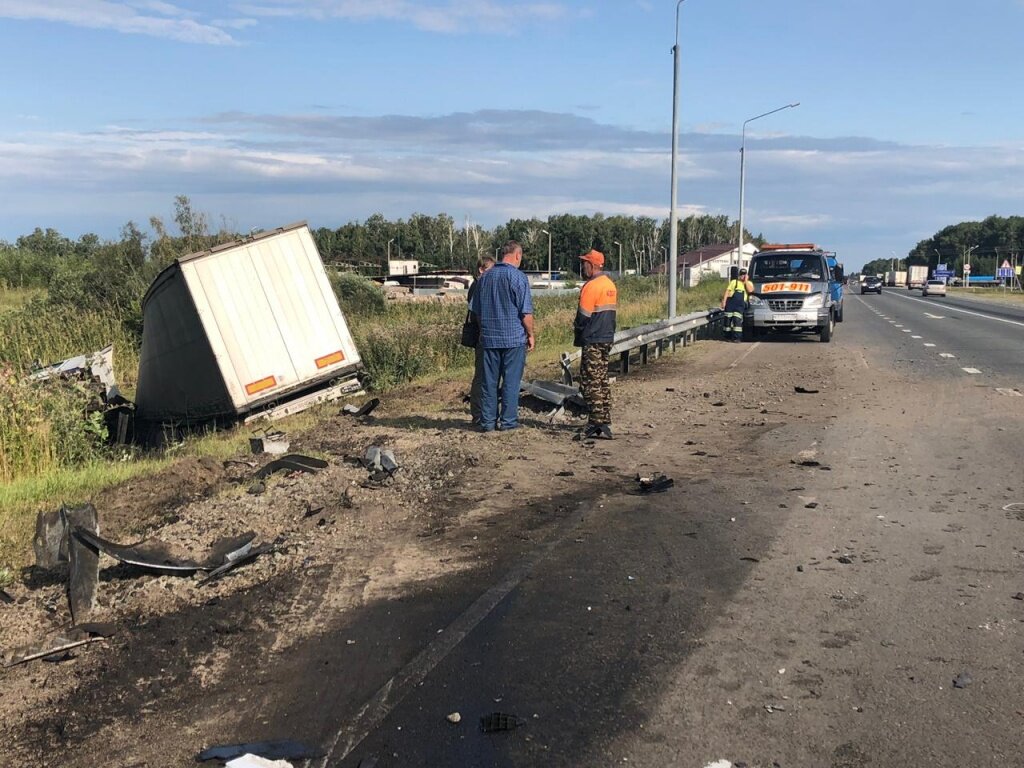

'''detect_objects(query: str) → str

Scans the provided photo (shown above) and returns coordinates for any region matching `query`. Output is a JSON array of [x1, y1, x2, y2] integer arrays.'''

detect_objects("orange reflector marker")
[[245, 375, 277, 395], [315, 350, 345, 369]]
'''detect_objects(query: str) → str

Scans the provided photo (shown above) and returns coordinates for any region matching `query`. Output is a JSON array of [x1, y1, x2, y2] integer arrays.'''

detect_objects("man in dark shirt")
[[469, 241, 535, 432]]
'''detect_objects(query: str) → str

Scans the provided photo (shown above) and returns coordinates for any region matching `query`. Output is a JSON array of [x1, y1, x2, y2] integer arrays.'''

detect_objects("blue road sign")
[[934, 269, 954, 279], [997, 267, 1014, 278]]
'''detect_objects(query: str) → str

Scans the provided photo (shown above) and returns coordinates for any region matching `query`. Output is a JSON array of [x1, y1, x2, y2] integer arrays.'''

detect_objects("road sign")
[[964, 264, 972, 272], [934, 269, 954, 279], [937, 263, 947, 272], [1001, 259, 1012, 269], [997, 267, 1014, 278]]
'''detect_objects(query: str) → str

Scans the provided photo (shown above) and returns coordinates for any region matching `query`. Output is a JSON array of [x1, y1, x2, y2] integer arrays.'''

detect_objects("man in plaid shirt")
[[469, 240, 535, 432]]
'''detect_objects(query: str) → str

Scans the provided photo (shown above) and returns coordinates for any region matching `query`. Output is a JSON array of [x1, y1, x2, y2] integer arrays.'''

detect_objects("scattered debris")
[[202, 539, 279, 584], [837, 556, 853, 565], [197, 741, 324, 763], [952, 672, 973, 689], [480, 713, 524, 733], [804, 502, 819, 509], [249, 430, 290, 455], [1001, 502, 1024, 513], [30, 344, 120, 401], [794, 459, 821, 468], [633, 473, 674, 494], [446, 712, 462, 724], [67, 509, 100, 623], [796, 565, 804, 572], [72, 528, 261, 578], [255, 454, 328, 480], [225, 755, 294, 768], [574, 423, 612, 441], [343, 397, 381, 418], [794, 386, 820, 394], [361, 446, 400, 485], [0, 588, 14, 605], [521, 380, 587, 420], [555, 471, 575, 477], [4, 623, 115, 667], [740, 557, 760, 563], [1012, 593, 1024, 601]]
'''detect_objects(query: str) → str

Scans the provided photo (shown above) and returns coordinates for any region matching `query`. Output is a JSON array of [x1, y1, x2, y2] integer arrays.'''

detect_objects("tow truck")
[[743, 243, 845, 343]]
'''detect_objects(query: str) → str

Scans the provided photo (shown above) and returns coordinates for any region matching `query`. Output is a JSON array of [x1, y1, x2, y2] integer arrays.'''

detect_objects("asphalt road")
[[853, 288, 1024, 389], [314, 297, 1024, 767]]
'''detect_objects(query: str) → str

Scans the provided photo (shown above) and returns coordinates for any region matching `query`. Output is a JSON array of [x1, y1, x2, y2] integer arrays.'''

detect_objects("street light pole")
[[668, 0, 685, 318], [613, 240, 622, 275], [738, 102, 799, 272], [540, 228, 552, 281]]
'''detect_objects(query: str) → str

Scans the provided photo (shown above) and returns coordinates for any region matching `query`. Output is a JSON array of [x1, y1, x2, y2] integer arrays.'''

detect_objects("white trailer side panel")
[[181, 225, 361, 412]]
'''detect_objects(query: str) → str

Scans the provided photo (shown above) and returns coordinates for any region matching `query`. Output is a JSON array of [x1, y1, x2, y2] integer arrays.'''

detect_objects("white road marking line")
[[962, 367, 982, 374], [939, 353, 955, 358], [996, 388, 1023, 397], [901, 329, 912, 333], [891, 291, 1024, 328], [924, 312, 945, 319], [911, 335, 922, 339], [894, 323, 902, 326], [729, 341, 761, 369], [924, 343, 936, 347]]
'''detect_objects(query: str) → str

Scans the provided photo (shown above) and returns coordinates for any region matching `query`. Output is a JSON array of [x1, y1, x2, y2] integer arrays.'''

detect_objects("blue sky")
[[2, 0, 1023, 269]]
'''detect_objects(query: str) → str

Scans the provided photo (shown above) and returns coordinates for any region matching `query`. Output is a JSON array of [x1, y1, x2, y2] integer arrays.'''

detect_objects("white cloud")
[[2, 108, 1023, 270], [231, 0, 569, 33], [0, 0, 238, 44]]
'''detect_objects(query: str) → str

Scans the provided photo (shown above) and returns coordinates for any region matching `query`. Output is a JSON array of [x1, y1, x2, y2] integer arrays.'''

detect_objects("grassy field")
[[946, 287, 1024, 304], [0, 277, 724, 572], [0, 287, 45, 315]]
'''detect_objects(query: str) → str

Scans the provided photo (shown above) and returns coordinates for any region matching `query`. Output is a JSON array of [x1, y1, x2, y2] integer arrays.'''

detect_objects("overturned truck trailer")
[[135, 222, 362, 429]]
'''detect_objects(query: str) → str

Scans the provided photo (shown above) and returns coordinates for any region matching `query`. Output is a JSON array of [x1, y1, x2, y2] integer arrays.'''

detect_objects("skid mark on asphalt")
[[729, 341, 761, 369]]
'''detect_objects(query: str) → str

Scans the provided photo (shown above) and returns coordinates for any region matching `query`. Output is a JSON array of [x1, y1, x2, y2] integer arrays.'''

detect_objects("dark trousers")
[[469, 344, 485, 423], [480, 346, 527, 430]]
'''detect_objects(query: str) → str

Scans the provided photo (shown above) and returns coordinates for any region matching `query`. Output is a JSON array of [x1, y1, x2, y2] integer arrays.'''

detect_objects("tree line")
[[863, 215, 1024, 277], [0, 196, 767, 305]]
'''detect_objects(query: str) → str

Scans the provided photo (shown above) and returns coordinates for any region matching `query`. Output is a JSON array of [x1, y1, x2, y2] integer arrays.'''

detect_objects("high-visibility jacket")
[[574, 273, 617, 346], [724, 278, 752, 301]]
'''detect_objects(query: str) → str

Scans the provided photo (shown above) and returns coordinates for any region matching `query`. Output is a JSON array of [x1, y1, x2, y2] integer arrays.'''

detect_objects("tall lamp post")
[[613, 240, 623, 275], [737, 102, 800, 271], [540, 228, 552, 281], [964, 243, 979, 286], [668, 0, 686, 318]]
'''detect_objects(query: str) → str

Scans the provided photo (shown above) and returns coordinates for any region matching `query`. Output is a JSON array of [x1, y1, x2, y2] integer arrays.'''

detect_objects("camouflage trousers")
[[580, 343, 612, 425]]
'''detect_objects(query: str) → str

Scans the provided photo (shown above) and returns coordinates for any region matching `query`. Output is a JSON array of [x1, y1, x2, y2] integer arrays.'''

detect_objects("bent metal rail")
[[559, 309, 724, 384]]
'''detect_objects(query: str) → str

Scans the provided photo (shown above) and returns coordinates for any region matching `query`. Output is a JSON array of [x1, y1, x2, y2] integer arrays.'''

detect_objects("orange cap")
[[579, 249, 605, 268]]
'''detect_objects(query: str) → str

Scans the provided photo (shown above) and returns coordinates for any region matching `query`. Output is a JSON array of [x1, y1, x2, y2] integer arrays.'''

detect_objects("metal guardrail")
[[560, 308, 724, 384]]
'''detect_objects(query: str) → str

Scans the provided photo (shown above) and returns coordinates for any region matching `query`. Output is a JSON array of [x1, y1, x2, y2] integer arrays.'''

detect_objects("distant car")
[[922, 279, 947, 297], [860, 276, 882, 294]]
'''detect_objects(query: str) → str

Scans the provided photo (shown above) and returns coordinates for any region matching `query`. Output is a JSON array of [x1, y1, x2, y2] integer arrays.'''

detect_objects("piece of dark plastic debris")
[[196, 740, 324, 762], [73, 527, 203, 573], [0, 588, 14, 604], [343, 398, 380, 418], [248, 482, 266, 495], [794, 386, 819, 394], [362, 446, 400, 485], [804, 502, 819, 509], [480, 713, 524, 733], [952, 672, 973, 689], [255, 454, 328, 480], [711, 401, 726, 407], [634, 473, 674, 494], [303, 502, 325, 518], [202, 541, 278, 584], [796, 565, 804, 572], [34, 508, 67, 568], [740, 556, 760, 563], [837, 556, 853, 564], [555, 471, 575, 477], [358, 758, 379, 768], [1012, 592, 1024, 601], [67, 507, 100, 623], [204, 533, 257, 569], [794, 459, 821, 467]]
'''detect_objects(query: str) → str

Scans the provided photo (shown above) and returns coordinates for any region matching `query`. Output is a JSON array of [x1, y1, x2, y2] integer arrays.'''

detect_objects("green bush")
[[330, 271, 386, 317], [0, 365, 110, 483]]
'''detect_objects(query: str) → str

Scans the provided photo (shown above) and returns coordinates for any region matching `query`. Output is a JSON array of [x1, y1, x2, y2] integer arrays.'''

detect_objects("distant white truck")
[[907, 265, 929, 290]]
